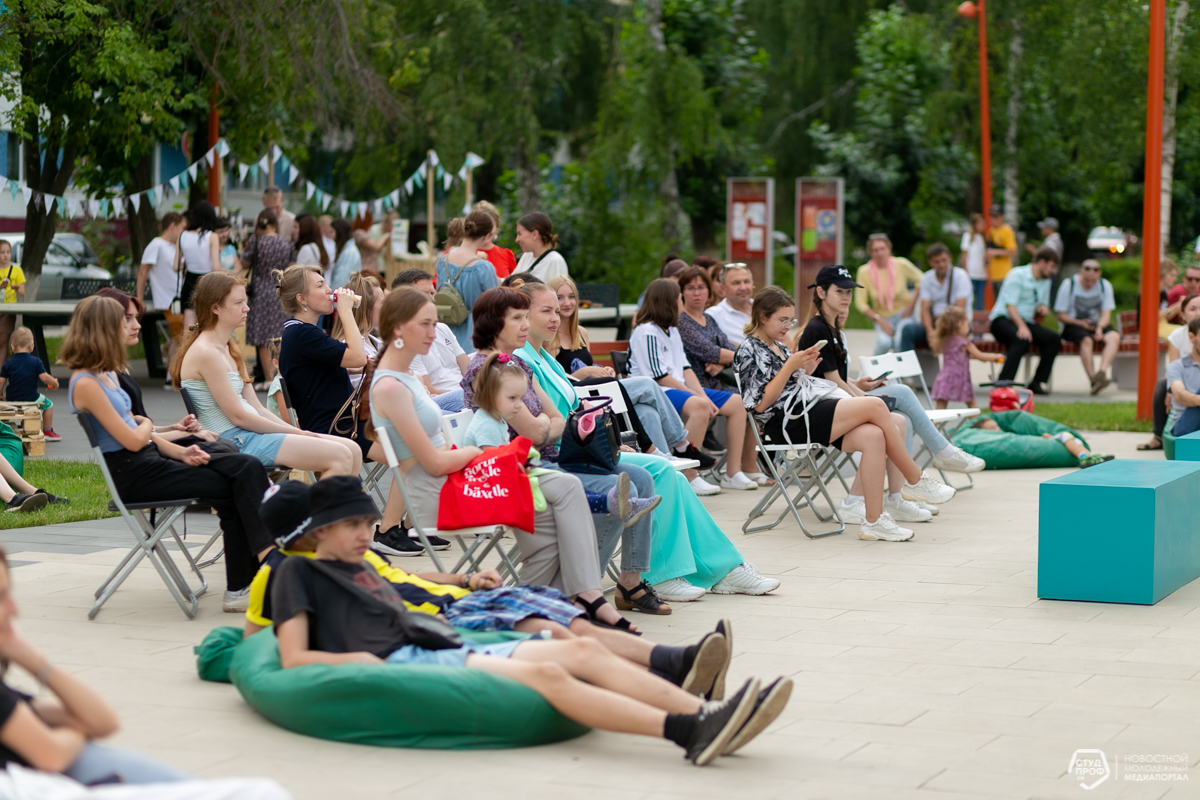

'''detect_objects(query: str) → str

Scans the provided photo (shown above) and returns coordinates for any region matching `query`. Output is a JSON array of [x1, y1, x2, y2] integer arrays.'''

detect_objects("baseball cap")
[[808, 264, 862, 290], [989, 204, 1003, 215], [260, 481, 313, 549], [1036, 217, 1059, 230]]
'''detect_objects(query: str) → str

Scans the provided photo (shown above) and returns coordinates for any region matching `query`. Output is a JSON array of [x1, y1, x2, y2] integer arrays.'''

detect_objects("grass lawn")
[[0, 459, 116, 529], [1031, 401, 1153, 433], [45, 335, 144, 364]]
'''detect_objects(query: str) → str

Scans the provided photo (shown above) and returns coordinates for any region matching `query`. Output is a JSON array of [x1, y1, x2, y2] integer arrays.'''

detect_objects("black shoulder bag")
[[558, 397, 621, 476]]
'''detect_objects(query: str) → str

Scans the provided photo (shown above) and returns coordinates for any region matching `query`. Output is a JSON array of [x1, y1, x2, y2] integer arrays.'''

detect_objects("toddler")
[[0, 327, 59, 441], [973, 418, 1114, 468], [263, 338, 290, 425], [931, 307, 1003, 409], [465, 352, 658, 528]]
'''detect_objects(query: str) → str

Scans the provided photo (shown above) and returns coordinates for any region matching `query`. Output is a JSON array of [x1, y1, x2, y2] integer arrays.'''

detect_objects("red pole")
[[207, 85, 220, 208], [978, 0, 995, 311], [1138, 0, 1166, 420]]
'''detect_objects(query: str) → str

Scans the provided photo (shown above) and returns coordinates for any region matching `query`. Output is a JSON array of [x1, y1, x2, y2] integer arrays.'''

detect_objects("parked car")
[[0, 233, 112, 300], [1087, 226, 1131, 256]]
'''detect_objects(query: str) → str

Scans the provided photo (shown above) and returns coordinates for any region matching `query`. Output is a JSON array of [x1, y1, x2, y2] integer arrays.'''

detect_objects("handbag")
[[327, 379, 363, 438], [438, 437, 536, 532], [308, 559, 463, 650], [558, 397, 621, 476]]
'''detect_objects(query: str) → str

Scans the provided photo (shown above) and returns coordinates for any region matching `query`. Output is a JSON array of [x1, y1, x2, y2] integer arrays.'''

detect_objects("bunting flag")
[[204, 150, 216, 169], [130, 194, 141, 214], [168, 175, 180, 192], [288, 165, 299, 186], [187, 163, 198, 181], [339, 200, 349, 217], [237, 162, 249, 182], [305, 181, 316, 200], [20, 186, 31, 206]]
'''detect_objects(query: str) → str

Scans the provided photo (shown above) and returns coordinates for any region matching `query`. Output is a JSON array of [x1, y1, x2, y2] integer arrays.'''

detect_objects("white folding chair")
[[76, 413, 208, 619], [377, 422, 522, 581], [439, 409, 475, 447], [859, 351, 980, 490], [573, 382, 699, 470]]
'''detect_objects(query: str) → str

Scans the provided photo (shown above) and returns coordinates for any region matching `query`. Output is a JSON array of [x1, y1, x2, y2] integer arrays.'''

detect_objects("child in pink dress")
[[931, 307, 1003, 409]]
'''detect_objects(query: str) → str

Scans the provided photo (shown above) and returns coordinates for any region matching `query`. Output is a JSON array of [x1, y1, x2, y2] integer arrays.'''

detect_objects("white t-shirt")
[[1169, 325, 1190, 355], [296, 243, 327, 271], [1053, 276, 1115, 326], [918, 266, 973, 319], [516, 250, 568, 281], [629, 322, 691, 383], [411, 322, 467, 393], [178, 230, 213, 275], [706, 299, 751, 347], [960, 231, 987, 279], [323, 237, 337, 265], [140, 237, 179, 311]]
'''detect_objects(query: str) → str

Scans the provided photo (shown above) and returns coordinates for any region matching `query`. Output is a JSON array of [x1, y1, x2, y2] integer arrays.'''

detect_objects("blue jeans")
[[971, 279, 988, 310], [65, 743, 190, 785], [575, 463, 653, 575], [897, 322, 928, 353], [433, 388, 465, 413], [866, 383, 949, 456], [872, 312, 907, 355], [621, 376, 688, 454]]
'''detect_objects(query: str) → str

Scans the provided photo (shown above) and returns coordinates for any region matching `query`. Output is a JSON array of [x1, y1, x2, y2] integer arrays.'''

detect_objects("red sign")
[[728, 197, 768, 260]]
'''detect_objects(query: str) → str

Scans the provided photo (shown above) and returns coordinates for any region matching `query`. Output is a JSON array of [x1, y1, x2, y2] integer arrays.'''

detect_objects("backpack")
[[988, 386, 1034, 413], [434, 259, 472, 326]]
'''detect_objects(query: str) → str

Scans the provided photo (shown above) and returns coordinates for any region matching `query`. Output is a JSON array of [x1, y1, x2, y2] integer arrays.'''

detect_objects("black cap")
[[808, 265, 862, 290], [260, 481, 313, 549], [307, 476, 380, 534]]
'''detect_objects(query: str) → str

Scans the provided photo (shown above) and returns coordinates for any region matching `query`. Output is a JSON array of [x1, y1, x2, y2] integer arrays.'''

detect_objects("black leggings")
[[1154, 378, 1168, 438], [104, 445, 272, 591], [990, 316, 1061, 386]]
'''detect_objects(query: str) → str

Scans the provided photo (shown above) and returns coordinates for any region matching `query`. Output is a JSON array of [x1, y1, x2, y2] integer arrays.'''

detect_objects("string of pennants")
[[7, 139, 486, 221]]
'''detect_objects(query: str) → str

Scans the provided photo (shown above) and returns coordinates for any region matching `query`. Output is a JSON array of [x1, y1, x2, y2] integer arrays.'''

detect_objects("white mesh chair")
[[573, 382, 700, 471], [858, 351, 980, 490], [76, 413, 208, 619], [376, 415, 522, 580]]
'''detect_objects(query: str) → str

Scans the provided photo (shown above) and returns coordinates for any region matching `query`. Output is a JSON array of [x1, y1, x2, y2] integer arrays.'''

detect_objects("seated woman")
[[173, 271, 363, 476], [480, 283, 780, 604], [734, 280, 955, 543], [0, 545, 290, 797], [269, 478, 791, 766], [630, 279, 756, 493], [370, 287, 634, 631], [547, 274, 713, 471], [65, 296, 276, 611]]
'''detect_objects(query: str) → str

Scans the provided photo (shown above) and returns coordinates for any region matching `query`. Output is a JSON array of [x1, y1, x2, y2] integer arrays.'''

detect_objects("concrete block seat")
[[1174, 430, 1200, 462], [1039, 459, 1200, 604]]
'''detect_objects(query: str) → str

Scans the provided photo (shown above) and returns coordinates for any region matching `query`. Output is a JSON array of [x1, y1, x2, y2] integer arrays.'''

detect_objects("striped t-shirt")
[[629, 322, 692, 383]]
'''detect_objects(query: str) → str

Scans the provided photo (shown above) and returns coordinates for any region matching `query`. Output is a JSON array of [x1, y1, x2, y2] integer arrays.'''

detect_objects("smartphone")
[[875, 370, 893, 380], [809, 339, 828, 351]]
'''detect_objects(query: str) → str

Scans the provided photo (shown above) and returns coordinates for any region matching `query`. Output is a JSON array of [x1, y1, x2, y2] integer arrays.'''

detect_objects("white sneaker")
[[710, 562, 780, 595], [653, 577, 707, 602], [222, 587, 250, 613], [838, 498, 866, 524], [648, 449, 703, 470], [719, 472, 759, 491], [690, 476, 722, 496], [912, 499, 939, 516], [901, 471, 956, 505], [885, 495, 932, 522], [931, 447, 986, 473], [859, 512, 915, 541]]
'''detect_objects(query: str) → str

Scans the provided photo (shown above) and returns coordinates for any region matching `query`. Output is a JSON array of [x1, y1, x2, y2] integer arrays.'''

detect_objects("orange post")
[[977, 0, 994, 310], [207, 85, 220, 208], [1138, 0, 1166, 420]]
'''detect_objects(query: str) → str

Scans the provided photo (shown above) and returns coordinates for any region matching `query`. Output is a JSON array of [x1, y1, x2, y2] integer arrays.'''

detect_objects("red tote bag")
[[437, 436, 536, 532]]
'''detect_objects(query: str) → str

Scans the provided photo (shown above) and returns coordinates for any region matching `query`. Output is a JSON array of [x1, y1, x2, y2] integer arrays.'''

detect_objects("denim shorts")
[[665, 387, 733, 414], [220, 426, 286, 467], [384, 631, 544, 668]]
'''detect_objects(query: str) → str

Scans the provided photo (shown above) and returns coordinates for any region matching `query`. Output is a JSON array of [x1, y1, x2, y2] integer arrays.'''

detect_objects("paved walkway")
[[3, 430, 1195, 799]]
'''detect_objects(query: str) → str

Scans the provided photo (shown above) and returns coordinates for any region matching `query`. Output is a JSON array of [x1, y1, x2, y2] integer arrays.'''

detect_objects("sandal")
[[1137, 436, 1163, 451], [576, 595, 641, 635], [615, 581, 672, 615]]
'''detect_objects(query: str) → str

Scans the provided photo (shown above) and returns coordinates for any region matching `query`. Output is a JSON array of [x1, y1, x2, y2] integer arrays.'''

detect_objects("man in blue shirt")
[[988, 246, 1061, 394]]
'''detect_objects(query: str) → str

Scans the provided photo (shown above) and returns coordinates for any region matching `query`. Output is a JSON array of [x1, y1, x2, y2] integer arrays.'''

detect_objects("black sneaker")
[[707, 619, 733, 701], [373, 525, 425, 556], [721, 676, 794, 756], [684, 677, 760, 765], [1027, 382, 1050, 395], [678, 444, 717, 470], [34, 488, 69, 505], [702, 432, 727, 454], [410, 530, 452, 550], [679, 632, 730, 696], [5, 492, 48, 513]]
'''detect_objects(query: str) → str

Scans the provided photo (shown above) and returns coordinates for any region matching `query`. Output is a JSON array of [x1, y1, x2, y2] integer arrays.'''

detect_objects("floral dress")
[[240, 234, 297, 347], [677, 311, 732, 390]]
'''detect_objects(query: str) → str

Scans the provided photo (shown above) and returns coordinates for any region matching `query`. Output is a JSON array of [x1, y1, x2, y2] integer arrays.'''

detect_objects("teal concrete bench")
[[1039, 459, 1200, 604], [1175, 430, 1200, 462]]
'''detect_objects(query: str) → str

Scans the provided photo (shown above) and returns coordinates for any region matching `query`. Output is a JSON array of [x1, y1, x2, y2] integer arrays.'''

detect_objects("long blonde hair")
[[170, 271, 251, 387], [546, 275, 586, 352], [330, 273, 380, 342]]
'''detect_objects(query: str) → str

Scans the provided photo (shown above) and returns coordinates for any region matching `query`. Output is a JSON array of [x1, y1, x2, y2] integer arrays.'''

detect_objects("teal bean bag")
[[205, 626, 588, 749], [0, 420, 23, 476], [951, 410, 1090, 470]]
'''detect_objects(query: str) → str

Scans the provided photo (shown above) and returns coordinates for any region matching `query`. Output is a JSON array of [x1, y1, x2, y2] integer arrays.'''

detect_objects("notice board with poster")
[[726, 178, 774, 290], [795, 177, 844, 322]]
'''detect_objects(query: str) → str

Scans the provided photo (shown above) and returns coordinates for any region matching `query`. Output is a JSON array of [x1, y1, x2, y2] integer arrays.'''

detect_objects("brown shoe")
[[615, 581, 672, 615], [1090, 371, 1110, 395]]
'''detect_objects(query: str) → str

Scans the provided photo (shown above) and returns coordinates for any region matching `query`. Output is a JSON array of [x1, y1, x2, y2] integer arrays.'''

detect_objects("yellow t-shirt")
[[854, 258, 924, 319], [1, 265, 25, 303], [986, 225, 1017, 281]]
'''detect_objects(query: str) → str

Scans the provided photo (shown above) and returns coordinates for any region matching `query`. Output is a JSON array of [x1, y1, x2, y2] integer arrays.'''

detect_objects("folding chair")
[[573, 381, 699, 471], [376, 418, 522, 580], [76, 413, 208, 619], [858, 352, 980, 490]]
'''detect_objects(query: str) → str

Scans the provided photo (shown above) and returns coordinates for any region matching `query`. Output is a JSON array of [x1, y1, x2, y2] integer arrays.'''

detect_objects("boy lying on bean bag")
[[952, 410, 1113, 470]]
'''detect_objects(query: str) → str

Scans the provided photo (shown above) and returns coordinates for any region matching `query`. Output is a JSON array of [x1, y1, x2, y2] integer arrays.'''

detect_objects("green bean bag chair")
[[1165, 430, 1177, 461], [198, 626, 588, 749], [0, 420, 23, 476], [951, 411, 1090, 470]]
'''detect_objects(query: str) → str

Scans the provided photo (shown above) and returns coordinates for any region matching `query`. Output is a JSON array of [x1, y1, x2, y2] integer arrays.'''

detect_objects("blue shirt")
[[368, 369, 445, 460], [1166, 354, 1200, 415], [989, 265, 1051, 323], [436, 254, 499, 352], [1, 352, 45, 402]]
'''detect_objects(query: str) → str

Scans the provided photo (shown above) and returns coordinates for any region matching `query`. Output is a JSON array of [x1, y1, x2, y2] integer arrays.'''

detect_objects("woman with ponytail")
[[514, 211, 567, 280], [436, 209, 501, 350]]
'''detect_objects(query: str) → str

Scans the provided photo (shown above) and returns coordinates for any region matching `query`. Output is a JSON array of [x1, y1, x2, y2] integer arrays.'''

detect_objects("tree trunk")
[[644, 0, 683, 247], [1003, 17, 1022, 230], [127, 152, 160, 265], [1161, 1, 1189, 256]]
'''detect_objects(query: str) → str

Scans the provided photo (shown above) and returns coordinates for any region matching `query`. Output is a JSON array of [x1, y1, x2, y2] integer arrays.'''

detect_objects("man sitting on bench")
[[1053, 258, 1120, 395], [897, 243, 973, 352], [988, 246, 1061, 395]]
